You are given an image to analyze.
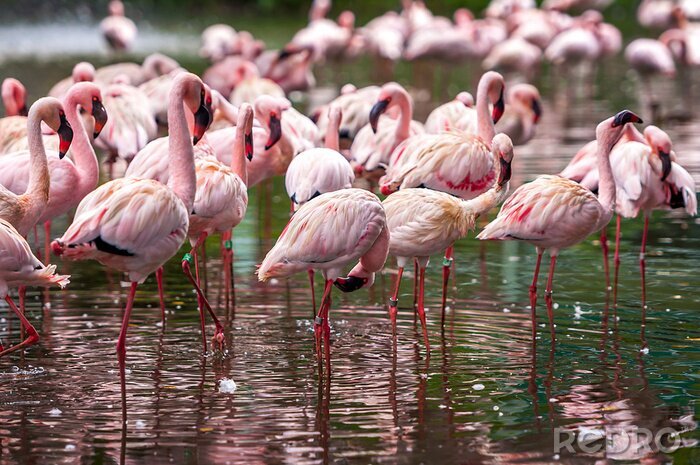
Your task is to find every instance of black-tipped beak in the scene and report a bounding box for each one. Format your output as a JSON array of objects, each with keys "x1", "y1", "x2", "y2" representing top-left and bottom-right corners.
[
  {"x1": 265, "y1": 114, "x2": 281, "y2": 150},
  {"x1": 659, "y1": 150, "x2": 672, "y2": 181},
  {"x1": 278, "y1": 48, "x2": 294, "y2": 60},
  {"x1": 532, "y1": 98, "x2": 542, "y2": 124},
  {"x1": 369, "y1": 99, "x2": 390, "y2": 134},
  {"x1": 91, "y1": 99, "x2": 108, "y2": 138},
  {"x1": 492, "y1": 89, "x2": 505, "y2": 124},
  {"x1": 498, "y1": 156, "x2": 512, "y2": 186},
  {"x1": 18, "y1": 105, "x2": 28, "y2": 117},
  {"x1": 612, "y1": 110, "x2": 643, "y2": 128},
  {"x1": 193, "y1": 100, "x2": 211, "y2": 145},
  {"x1": 245, "y1": 131, "x2": 254, "y2": 161},
  {"x1": 57, "y1": 113, "x2": 73, "y2": 159},
  {"x1": 333, "y1": 275, "x2": 367, "y2": 293}
]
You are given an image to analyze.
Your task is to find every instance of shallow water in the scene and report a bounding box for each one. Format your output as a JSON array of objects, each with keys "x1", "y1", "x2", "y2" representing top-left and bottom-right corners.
[{"x1": 0, "y1": 21, "x2": 699, "y2": 465}]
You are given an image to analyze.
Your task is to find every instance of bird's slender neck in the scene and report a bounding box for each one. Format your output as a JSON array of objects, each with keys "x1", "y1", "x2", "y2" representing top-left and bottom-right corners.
[
  {"x1": 25, "y1": 108, "x2": 50, "y2": 212},
  {"x1": 230, "y1": 118, "x2": 247, "y2": 186},
  {"x1": 596, "y1": 133, "x2": 617, "y2": 214},
  {"x1": 64, "y1": 92, "x2": 99, "y2": 195},
  {"x1": 167, "y1": 85, "x2": 196, "y2": 212},
  {"x1": 463, "y1": 164, "x2": 508, "y2": 216},
  {"x1": 325, "y1": 112, "x2": 341, "y2": 151},
  {"x1": 476, "y1": 82, "x2": 496, "y2": 145},
  {"x1": 394, "y1": 92, "x2": 412, "y2": 144}
]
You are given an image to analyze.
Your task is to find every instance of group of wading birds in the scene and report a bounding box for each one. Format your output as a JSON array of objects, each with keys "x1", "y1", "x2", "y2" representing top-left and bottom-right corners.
[{"x1": 0, "y1": 0, "x2": 697, "y2": 388}]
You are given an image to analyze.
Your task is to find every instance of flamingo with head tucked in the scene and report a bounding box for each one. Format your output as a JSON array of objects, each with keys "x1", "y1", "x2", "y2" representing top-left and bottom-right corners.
[
  {"x1": 384, "y1": 133, "x2": 514, "y2": 348},
  {"x1": 100, "y1": 0, "x2": 137, "y2": 52},
  {"x1": 52, "y1": 74, "x2": 215, "y2": 415},
  {"x1": 258, "y1": 188, "x2": 389, "y2": 374},
  {"x1": 423, "y1": 91, "x2": 474, "y2": 134},
  {"x1": 477, "y1": 110, "x2": 643, "y2": 340},
  {"x1": 0, "y1": 219, "x2": 69, "y2": 357}
]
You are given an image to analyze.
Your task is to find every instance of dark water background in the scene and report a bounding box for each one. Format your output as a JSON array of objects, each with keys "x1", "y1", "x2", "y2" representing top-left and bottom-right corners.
[{"x1": 0, "y1": 15, "x2": 698, "y2": 465}]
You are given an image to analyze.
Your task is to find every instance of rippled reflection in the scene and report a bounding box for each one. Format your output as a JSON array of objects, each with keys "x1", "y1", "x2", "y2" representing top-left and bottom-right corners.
[{"x1": 0, "y1": 24, "x2": 699, "y2": 465}]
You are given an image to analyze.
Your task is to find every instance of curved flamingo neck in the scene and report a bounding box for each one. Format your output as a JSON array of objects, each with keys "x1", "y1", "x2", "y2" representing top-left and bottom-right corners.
[
  {"x1": 596, "y1": 132, "x2": 617, "y2": 215},
  {"x1": 25, "y1": 107, "x2": 50, "y2": 214},
  {"x1": 231, "y1": 112, "x2": 251, "y2": 186},
  {"x1": 476, "y1": 79, "x2": 496, "y2": 144},
  {"x1": 394, "y1": 91, "x2": 412, "y2": 144},
  {"x1": 324, "y1": 111, "x2": 341, "y2": 151},
  {"x1": 64, "y1": 92, "x2": 99, "y2": 196},
  {"x1": 167, "y1": 84, "x2": 196, "y2": 212}
]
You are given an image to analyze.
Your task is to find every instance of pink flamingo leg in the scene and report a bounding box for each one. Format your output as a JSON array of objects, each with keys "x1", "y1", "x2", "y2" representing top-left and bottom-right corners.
[
  {"x1": 613, "y1": 214, "x2": 622, "y2": 307},
  {"x1": 221, "y1": 230, "x2": 234, "y2": 308},
  {"x1": 182, "y1": 254, "x2": 225, "y2": 352},
  {"x1": 529, "y1": 249, "x2": 544, "y2": 340},
  {"x1": 640, "y1": 213, "x2": 649, "y2": 331},
  {"x1": 600, "y1": 227, "x2": 610, "y2": 291},
  {"x1": 440, "y1": 244, "x2": 454, "y2": 327},
  {"x1": 417, "y1": 266, "x2": 431, "y2": 354},
  {"x1": 544, "y1": 255, "x2": 557, "y2": 341},
  {"x1": 412, "y1": 259, "x2": 418, "y2": 313},
  {"x1": 314, "y1": 279, "x2": 333, "y2": 367},
  {"x1": 389, "y1": 267, "x2": 404, "y2": 326},
  {"x1": 0, "y1": 295, "x2": 39, "y2": 357},
  {"x1": 116, "y1": 282, "x2": 138, "y2": 422},
  {"x1": 192, "y1": 237, "x2": 207, "y2": 352},
  {"x1": 155, "y1": 267, "x2": 166, "y2": 324},
  {"x1": 308, "y1": 269, "x2": 316, "y2": 315},
  {"x1": 18, "y1": 286, "x2": 26, "y2": 341}
]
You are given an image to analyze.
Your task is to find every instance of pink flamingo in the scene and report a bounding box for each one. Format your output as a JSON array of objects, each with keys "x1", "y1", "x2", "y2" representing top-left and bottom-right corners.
[
  {"x1": 485, "y1": 0, "x2": 535, "y2": 18},
  {"x1": 199, "y1": 24, "x2": 239, "y2": 62},
  {"x1": 638, "y1": 0, "x2": 677, "y2": 29},
  {"x1": 495, "y1": 83, "x2": 543, "y2": 146},
  {"x1": 482, "y1": 37, "x2": 543, "y2": 81},
  {"x1": 287, "y1": 10, "x2": 355, "y2": 63},
  {"x1": 0, "y1": 83, "x2": 107, "y2": 263},
  {"x1": 311, "y1": 85, "x2": 383, "y2": 144},
  {"x1": 379, "y1": 72, "x2": 505, "y2": 317},
  {"x1": 423, "y1": 91, "x2": 474, "y2": 134},
  {"x1": 52, "y1": 74, "x2": 216, "y2": 404},
  {"x1": 351, "y1": 82, "x2": 424, "y2": 175},
  {"x1": 2, "y1": 78, "x2": 27, "y2": 117},
  {"x1": 203, "y1": 56, "x2": 259, "y2": 98},
  {"x1": 0, "y1": 219, "x2": 69, "y2": 357},
  {"x1": 261, "y1": 46, "x2": 316, "y2": 94},
  {"x1": 477, "y1": 110, "x2": 643, "y2": 339},
  {"x1": 100, "y1": 0, "x2": 137, "y2": 52},
  {"x1": 229, "y1": 74, "x2": 285, "y2": 106},
  {"x1": 384, "y1": 133, "x2": 514, "y2": 348},
  {"x1": 625, "y1": 38, "x2": 676, "y2": 114},
  {"x1": 285, "y1": 106, "x2": 354, "y2": 310},
  {"x1": 258, "y1": 188, "x2": 389, "y2": 373},
  {"x1": 0, "y1": 97, "x2": 73, "y2": 238},
  {"x1": 48, "y1": 62, "x2": 96, "y2": 100}
]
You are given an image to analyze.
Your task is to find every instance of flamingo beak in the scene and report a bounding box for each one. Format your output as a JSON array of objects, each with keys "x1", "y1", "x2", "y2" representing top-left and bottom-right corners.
[
  {"x1": 278, "y1": 47, "x2": 294, "y2": 60},
  {"x1": 612, "y1": 110, "x2": 643, "y2": 127},
  {"x1": 497, "y1": 155, "x2": 512, "y2": 186},
  {"x1": 193, "y1": 96, "x2": 211, "y2": 145},
  {"x1": 245, "y1": 131, "x2": 254, "y2": 161},
  {"x1": 369, "y1": 98, "x2": 390, "y2": 134},
  {"x1": 532, "y1": 98, "x2": 542, "y2": 124},
  {"x1": 492, "y1": 89, "x2": 505, "y2": 124},
  {"x1": 91, "y1": 99, "x2": 108, "y2": 138},
  {"x1": 333, "y1": 275, "x2": 368, "y2": 292},
  {"x1": 659, "y1": 150, "x2": 672, "y2": 181},
  {"x1": 265, "y1": 114, "x2": 281, "y2": 150},
  {"x1": 57, "y1": 113, "x2": 73, "y2": 159}
]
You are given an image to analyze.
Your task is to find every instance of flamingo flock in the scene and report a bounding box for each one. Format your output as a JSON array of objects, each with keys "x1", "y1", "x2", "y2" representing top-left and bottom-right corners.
[{"x1": 0, "y1": 0, "x2": 698, "y2": 411}]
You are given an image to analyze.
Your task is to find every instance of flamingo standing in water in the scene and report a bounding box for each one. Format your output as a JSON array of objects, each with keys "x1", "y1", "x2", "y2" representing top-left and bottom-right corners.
[
  {"x1": 258, "y1": 188, "x2": 389, "y2": 374},
  {"x1": 285, "y1": 106, "x2": 354, "y2": 309},
  {"x1": 384, "y1": 133, "x2": 514, "y2": 352},
  {"x1": 0, "y1": 83, "x2": 107, "y2": 264},
  {"x1": 100, "y1": 0, "x2": 137, "y2": 52},
  {"x1": 2, "y1": 78, "x2": 27, "y2": 117},
  {"x1": 379, "y1": 71, "x2": 506, "y2": 319},
  {"x1": 0, "y1": 219, "x2": 70, "y2": 357},
  {"x1": 624, "y1": 38, "x2": 676, "y2": 115},
  {"x1": 477, "y1": 110, "x2": 643, "y2": 339},
  {"x1": 311, "y1": 85, "x2": 383, "y2": 144},
  {"x1": 51, "y1": 74, "x2": 215, "y2": 408}
]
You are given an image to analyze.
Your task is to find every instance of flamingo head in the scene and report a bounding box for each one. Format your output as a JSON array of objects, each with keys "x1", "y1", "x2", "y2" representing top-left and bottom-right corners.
[
  {"x1": 36, "y1": 97, "x2": 74, "y2": 159},
  {"x1": 72, "y1": 62, "x2": 95, "y2": 83},
  {"x1": 455, "y1": 91, "x2": 474, "y2": 108},
  {"x1": 238, "y1": 103, "x2": 255, "y2": 161},
  {"x1": 70, "y1": 82, "x2": 108, "y2": 139},
  {"x1": 255, "y1": 95, "x2": 290, "y2": 150},
  {"x1": 1, "y1": 78, "x2": 27, "y2": 117},
  {"x1": 598, "y1": 110, "x2": 642, "y2": 152},
  {"x1": 644, "y1": 125, "x2": 673, "y2": 181},
  {"x1": 481, "y1": 71, "x2": 506, "y2": 124},
  {"x1": 492, "y1": 133, "x2": 514, "y2": 187},
  {"x1": 334, "y1": 273, "x2": 373, "y2": 292},
  {"x1": 191, "y1": 84, "x2": 212, "y2": 145}
]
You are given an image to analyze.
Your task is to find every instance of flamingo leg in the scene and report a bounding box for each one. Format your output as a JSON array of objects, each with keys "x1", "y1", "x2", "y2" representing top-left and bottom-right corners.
[
  {"x1": 389, "y1": 267, "x2": 404, "y2": 326},
  {"x1": 640, "y1": 213, "x2": 649, "y2": 315},
  {"x1": 307, "y1": 269, "x2": 317, "y2": 316},
  {"x1": 155, "y1": 267, "x2": 166, "y2": 324},
  {"x1": 544, "y1": 255, "x2": 557, "y2": 341},
  {"x1": 222, "y1": 230, "x2": 235, "y2": 309},
  {"x1": 529, "y1": 249, "x2": 544, "y2": 340},
  {"x1": 313, "y1": 280, "x2": 333, "y2": 368},
  {"x1": 613, "y1": 214, "x2": 622, "y2": 307},
  {"x1": 201, "y1": 240, "x2": 209, "y2": 296},
  {"x1": 192, "y1": 240, "x2": 207, "y2": 353},
  {"x1": 417, "y1": 266, "x2": 430, "y2": 354},
  {"x1": 600, "y1": 227, "x2": 610, "y2": 291},
  {"x1": 412, "y1": 259, "x2": 418, "y2": 314},
  {"x1": 116, "y1": 282, "x2": 137, "y2": 422},
  {"x1": 182, "y1": 253, "x2": 225, "y2": 352},
  {"x1": 18, "y1": 286, "x2": 26, "y2": 341},
  {"x1": 441, "y1": 245, "x2": 454, "y2": 327},
  {"x1": 0, "y1": 295, "x2": 39, "y2": 357},
  {"x1": 43, "y1": 221, "x2": 51, "y2": 269}
]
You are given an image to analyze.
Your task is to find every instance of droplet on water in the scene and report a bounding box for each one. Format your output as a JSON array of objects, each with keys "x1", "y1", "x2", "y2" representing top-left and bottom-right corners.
[
  {"x1": 219, "y1": 378, "x2": 237, "y2": 394},
  {"x1": 48, "y1": 407, "x2": 62, "y2": 416},
  {"x1": 472, "y1": 383, "x2": 485, "y2": 391}
]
